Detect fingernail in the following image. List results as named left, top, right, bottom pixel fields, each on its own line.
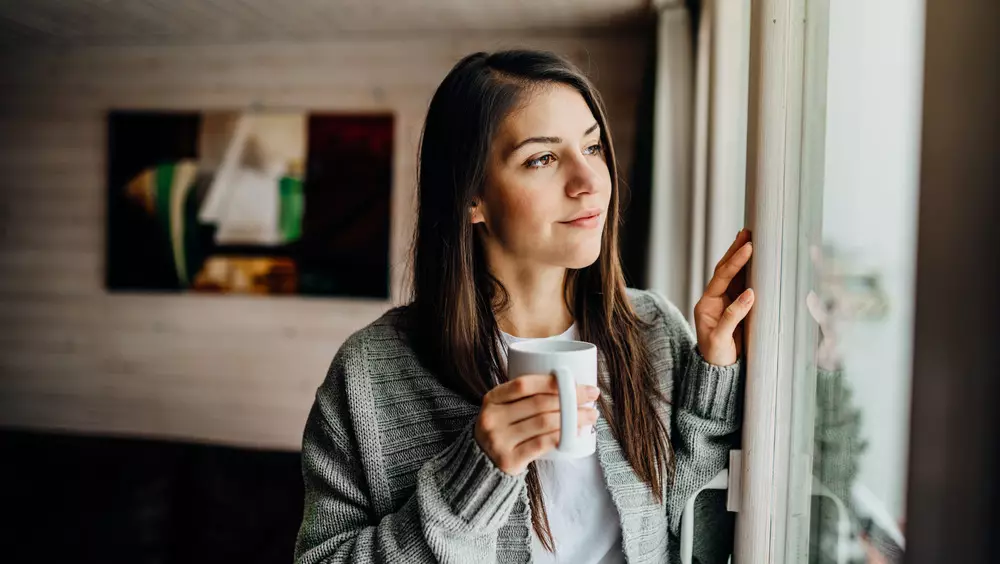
left=740, top=288, right=754, bottom=304
left=587, top=385, right=601, bottom=398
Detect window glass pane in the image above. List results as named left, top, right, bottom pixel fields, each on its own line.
left=785, top=1, right=924, bottom=562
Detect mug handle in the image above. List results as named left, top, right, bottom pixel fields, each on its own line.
left=551, top=367, right=577, bottom=452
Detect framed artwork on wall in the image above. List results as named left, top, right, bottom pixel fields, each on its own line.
left=106, top=110, right=393, bottom=299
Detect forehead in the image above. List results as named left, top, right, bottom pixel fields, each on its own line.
left=499, top=83, right=598, bottom=142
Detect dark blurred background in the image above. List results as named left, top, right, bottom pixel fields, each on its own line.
left=1, top=430, right=303, bottom=564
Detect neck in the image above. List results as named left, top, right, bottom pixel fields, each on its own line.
left=491, top=261, right=573, bottom=339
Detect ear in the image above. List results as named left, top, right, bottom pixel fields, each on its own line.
left=469, top=199, right=486, bottom=225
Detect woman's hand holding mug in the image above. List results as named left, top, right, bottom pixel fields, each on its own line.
left=475, top=376, right=600, bottom=475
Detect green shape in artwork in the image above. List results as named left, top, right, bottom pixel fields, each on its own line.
left=279, top=175, right=305, bottom=243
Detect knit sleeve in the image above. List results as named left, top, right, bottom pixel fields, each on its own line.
left=294, top=344, right=526, bottom=564
left=647, top=291, right=743, bottom=563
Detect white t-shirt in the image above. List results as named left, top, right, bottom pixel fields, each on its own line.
left=500, top=325, right=625, bottom=564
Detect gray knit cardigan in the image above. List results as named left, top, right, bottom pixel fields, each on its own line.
left=295, top=289, right=744, bottom=564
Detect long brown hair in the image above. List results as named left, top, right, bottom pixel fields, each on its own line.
left=408, top=50, right=673, bottom=551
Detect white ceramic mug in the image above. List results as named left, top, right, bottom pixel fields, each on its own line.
left=506, top=339, right=598, bottom=459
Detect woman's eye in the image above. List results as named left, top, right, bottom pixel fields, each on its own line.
left=526, top=154, right=555, bottom=168
left=584, top=143, right=603, bottom=156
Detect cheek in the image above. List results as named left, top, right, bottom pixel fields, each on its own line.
left=491, top=187, right=552, bottom=243
left=595, top=162, right=614, bottom=202
left=485, top=171, right=558, bottom=238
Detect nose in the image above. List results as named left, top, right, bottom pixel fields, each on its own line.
left=564, top=153, right=601, bottom=198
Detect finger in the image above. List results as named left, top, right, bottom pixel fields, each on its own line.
left=576, top=384, right=601, bottom=405
left=714, top=288, right=755, bottom=337
left=806, top=290, right=827, bottom=326
left=485, top=374, right=557, bottom=404
left=705, top=241, right=753, bottom=298
left=503, top=393, right=561, bottom=426
left=487, top=376, right=599, bottom=406
left=508, top=406, right=599, bottom=447
left=511, top=428, right=561, bottom=465
left=715, top=229, right=752, bottom=272
left=725, top=263, right=748, bottom=303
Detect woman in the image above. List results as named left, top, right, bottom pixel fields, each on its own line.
left=294, top=50, right=755, bottom=564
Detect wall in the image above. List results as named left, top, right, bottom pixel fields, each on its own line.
left=0, top=34, right=648, bottom=450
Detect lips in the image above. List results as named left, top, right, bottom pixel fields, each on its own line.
left=561, top=209, right=603, bottom=228
left=562, top=209, right=602, bottom=223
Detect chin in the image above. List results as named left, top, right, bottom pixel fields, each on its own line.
left=562, top=242, right=603, bottom=269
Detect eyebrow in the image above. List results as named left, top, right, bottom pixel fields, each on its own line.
left=510, top=122, right=600, bottom=153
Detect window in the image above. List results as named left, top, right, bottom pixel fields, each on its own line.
left=733, top=0, right=922, bottom=562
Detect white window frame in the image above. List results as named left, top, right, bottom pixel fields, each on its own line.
left=734, top=0, right=811, bottom=562
left=657, top=2, right=836, bottom=560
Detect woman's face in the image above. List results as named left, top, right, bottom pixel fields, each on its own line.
left=473, top=83, right=613, bottom=271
